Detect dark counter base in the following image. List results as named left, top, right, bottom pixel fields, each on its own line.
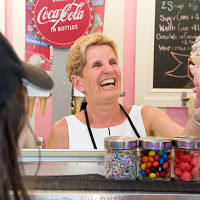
left=23, top=174, right=200, bottom=193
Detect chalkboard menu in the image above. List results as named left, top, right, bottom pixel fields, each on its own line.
left=153, top=0, right=200, bottom=89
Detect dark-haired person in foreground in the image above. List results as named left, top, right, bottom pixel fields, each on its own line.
left=47, top=32, right=200, bottom=150
left=0, top=32, right=53, bottom=200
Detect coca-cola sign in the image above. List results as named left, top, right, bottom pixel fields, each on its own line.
left=31, top=0, right=94, bottom=47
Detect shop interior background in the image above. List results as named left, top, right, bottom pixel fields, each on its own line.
left=0, top=0, right=191, bottom=149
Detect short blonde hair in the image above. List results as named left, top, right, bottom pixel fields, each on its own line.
left=66, top=32, right=118, bottom=81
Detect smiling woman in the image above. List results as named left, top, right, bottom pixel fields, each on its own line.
left=71, top=45, right=121, bottom=104
left=47, top=32, right=200, bottom=150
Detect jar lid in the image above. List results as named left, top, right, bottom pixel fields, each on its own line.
left=104, top=136, right=138, bottom=150
left=139, top=136, right=172, bottom=150
left=172, top=135, right=200, bottom=149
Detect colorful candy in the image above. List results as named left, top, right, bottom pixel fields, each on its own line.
left=139, top=149, right=171, bottom=180
left=158, top=150, right=164, bottom=155
left=148, top=151, right=156, bottom=157
left=105, top=149, right=137, bottom=180
left=181, top=171, right=193, bottom=181
left=149, top=172, right=156, bottom=179
left=138, top=137, right=172, bottom=181
left=159, top=158, right=164, bottom=165
left=104, top=136, right=138, bottom=180
left=162, top=153, right=168, bottom=160
left=173, top=149, right=200, bottom=181
left=173, top=136, right=200, bottom=181
left=142, top=156, right=148, bottom=163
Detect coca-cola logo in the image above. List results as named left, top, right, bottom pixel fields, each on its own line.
left=31, top=0, right=94, bottom=47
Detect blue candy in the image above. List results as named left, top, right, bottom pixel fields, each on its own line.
left=162, top=153, right=168, bottom=160
left=159, top=158, right=164, bottom=165
left=140, top=170, right=146, bottom=177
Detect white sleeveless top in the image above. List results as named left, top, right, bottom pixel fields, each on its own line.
left=64, top=105, right=147, bottom=150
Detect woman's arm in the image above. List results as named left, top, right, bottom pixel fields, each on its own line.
left=142, top=106, right=184, bottom=138
left=46, top=118, right=69, bottom=149
left=143, top=65, right=200, bottom=138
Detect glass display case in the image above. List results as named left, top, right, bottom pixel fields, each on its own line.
left=20, top=149, right=104, bottom=176
left=18, top=149, right=200, bottom=200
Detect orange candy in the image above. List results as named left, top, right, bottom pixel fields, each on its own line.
left=142, top=156, right=148, bottom=163
left=163, top=162, right=169, bottom=170
left=156, top=172, right=160, bottom=177
left=153, top=161, right=159, bottom=168
left=148, top=156, right=155, bottom=163
left=146, top=162, right=152, bottom=168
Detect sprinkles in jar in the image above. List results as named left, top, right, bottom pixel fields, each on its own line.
left=138, top=137, right=172, bottom=181
left=104, top=136, right=137, bottom=180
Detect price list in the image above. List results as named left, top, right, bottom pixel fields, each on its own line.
left=153, top=0, right=200, bottom=89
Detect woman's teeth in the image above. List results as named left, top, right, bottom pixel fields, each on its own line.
left=100, top=79, right=115, bottom=86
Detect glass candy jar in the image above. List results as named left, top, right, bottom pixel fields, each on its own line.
left=104, top=136, right=138, bottom=180
left=173, top=136, right=200, bottom=181
left=138, top=136, right=172, bottom=181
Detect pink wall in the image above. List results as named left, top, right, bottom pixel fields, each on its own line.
left=123, top=0, right=137, bottom=106
left=35, top=98, right=52, bottom=148
left=166, top=108, right=188, bottom=127
left=5, top=0, right=12, bottom=43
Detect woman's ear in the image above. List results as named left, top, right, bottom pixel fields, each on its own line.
left=71, top=75, right=83, bottom=92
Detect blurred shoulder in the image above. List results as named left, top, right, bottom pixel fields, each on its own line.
left=121, top=104, right=151, bottom=114
left=51, top=118, right=68, bottom=131
left=141, top=105, right=166, bottom=116
left=47, top=118, right=69, bottom=149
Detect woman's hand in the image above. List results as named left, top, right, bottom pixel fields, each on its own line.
left=189, top=64, right=200, bottom=122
